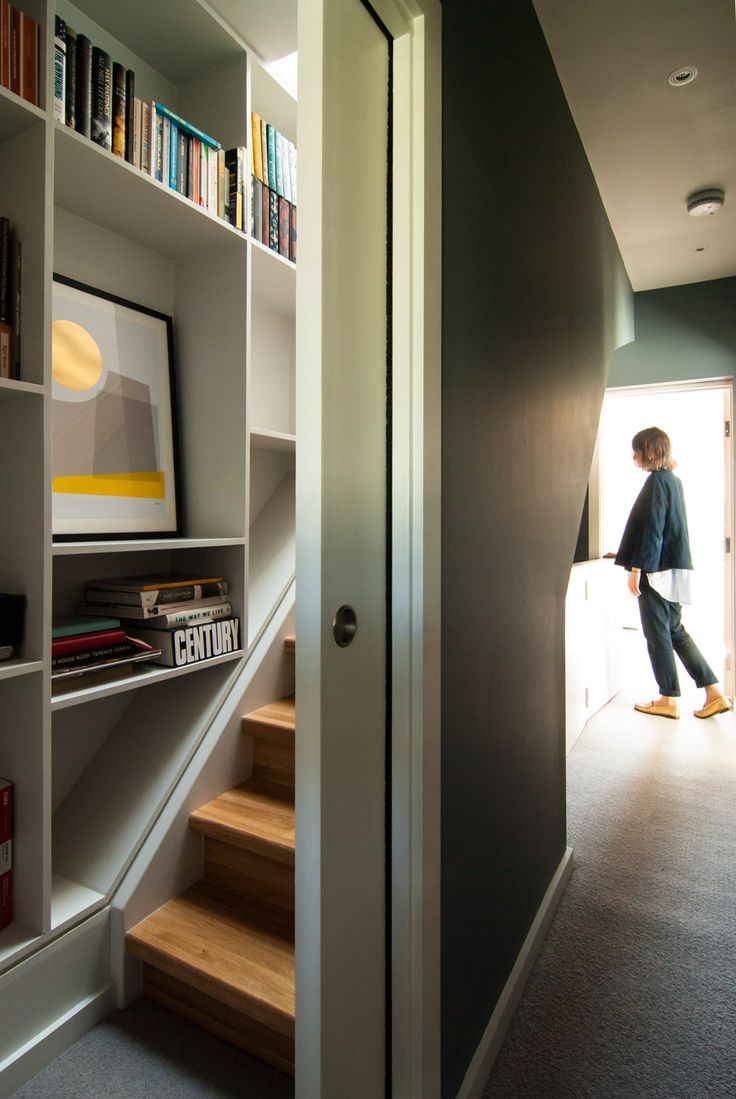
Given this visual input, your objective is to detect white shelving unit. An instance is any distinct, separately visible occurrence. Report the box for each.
[0,0,297,993]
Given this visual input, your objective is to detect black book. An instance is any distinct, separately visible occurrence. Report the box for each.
[289,202,297,264]
[90,46,112,150]
[0,218,9,325]
[112,62,126,158]
[125,69,135,162]
[11,236,20,378]
[64,27,76,128]
[268,189,279,251]
[74,34,91,138]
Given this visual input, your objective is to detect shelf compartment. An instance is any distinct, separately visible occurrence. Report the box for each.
[52,660,244,902]
[50,876,105,932]
[0,660,44,683]
[54,125,247,261]
[0,379,44,397]
[0,87,45,144]
[250,429,296,453]
[251,238,296,316]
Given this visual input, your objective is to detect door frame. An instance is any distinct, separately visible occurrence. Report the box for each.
[597,376,735,695]
[295,2,442,1096]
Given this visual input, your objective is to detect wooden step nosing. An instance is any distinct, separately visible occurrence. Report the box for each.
[194,824,295,864]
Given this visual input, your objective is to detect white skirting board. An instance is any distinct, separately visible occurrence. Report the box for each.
[0,908,115,1098]
[455,846,575,1099]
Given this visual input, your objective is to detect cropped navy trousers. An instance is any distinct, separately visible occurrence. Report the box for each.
[638,573,717,697]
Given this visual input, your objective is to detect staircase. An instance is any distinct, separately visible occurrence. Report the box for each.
[125,641,297,1075]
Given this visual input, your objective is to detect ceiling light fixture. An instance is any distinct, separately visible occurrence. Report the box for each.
[687,188,725,217]
[668,66,698,86]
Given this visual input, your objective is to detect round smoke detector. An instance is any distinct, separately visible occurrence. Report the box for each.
[687,188,725,217]
[668,66,698,87]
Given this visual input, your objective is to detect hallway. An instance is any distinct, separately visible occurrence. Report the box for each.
[484,676,736,1098]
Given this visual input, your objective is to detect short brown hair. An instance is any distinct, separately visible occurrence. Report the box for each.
[632,426,676,471]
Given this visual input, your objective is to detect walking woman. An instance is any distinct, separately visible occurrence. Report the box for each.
[615,426,731,720]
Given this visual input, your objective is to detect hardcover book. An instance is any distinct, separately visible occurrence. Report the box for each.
[111,62,126,158]
[252,177,263,242]
[64,26,76,127]
[266,123,277,192]
[261,183,270,245]
[90,46,111,150]
[52,627,127,657]
[269,188,279,251]
[251,111,263,181]
[278,196,290,258]
[52,614,121,639]
[125,68,135,162]
[3,2,14,93]
[52,640,139,670]
[78,593,229,620]
[0,777,12,931]
[53,16,66,121]
[129,616,241,667]
[126,602,233,630]
[20,11,38,106]
[74,33,91,138]
[50,636,160,681]
[289,203,297,264]
[84,580,229,608]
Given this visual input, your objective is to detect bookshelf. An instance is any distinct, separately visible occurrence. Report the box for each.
[0,0,297,1002]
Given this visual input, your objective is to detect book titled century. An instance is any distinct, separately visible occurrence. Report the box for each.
[129,617,241,667]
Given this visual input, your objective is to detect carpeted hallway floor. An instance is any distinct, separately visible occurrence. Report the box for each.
[484,675,736,1098]
[11,643,735,1098]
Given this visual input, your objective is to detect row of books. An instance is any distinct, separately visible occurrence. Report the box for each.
[0,215,21,379]
[0,777,12,932]
[251,111,297,207]
[68,571,241,672]
[252,178,297,263]
[1,1,39,106]
[53,17,246,231]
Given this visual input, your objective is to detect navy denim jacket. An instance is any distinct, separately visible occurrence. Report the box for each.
[614,469,694,574]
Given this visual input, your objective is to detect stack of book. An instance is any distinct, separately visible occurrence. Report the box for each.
[53,18,245,231]
[0,214,20,380]
[77,573,240,668]
[0,777,11,931]
[51,615,160,682]
[1,1,40,106]
[250,111,296,263]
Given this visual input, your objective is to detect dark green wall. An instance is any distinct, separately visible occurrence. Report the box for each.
[608,276,736,387]
[441,1,632,1094]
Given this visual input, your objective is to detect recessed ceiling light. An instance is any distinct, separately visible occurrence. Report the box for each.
[668,66,698,87]
[687,188,725,216]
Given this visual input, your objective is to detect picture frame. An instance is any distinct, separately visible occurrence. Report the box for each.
[51,275,181,540]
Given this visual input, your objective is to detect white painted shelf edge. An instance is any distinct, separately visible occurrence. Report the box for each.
[50,649,245,710]
[51,876,106,931]
[251,236,296,271]
[0,378,44,395]
[250,428,296,452]
[0,659,43,681]
[52,537,246,556]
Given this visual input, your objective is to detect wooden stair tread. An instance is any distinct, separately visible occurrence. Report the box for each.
[126,884,295,1034]
[242,697,295,733]
[191,785,295,862]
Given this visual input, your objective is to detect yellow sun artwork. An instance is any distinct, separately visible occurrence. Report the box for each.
[51,319,103,391]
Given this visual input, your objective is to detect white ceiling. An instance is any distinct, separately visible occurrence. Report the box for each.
[532,0,736,291]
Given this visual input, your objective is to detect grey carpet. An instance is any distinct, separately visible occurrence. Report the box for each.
[484,686,736,1099]
[10,997,294,1098]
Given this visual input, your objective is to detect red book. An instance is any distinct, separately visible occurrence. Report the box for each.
[278,197,289,258]
[1,1,10,89]
[20,10,35,105]
[9,5,19,95]
[0,779,12,932]
[51,628,127,658]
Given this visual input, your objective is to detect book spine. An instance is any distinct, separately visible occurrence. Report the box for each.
[217,148,227,220]
[20,11,36,105]
[253,177,262,242]
[74,34,91,138]
[269,188,279,251]
[278,196,290,258]
[84,581,229,608]
[280,132,292,203]
[289,202,297,264]
[79,595,228,619]
[64,27,76,127]
[133,96,142,169]
[111,62,126,158]
[251,111,263,181]
[141,100,151,174]
[52,642,136,669]
[53,15,66,119]
[289,142,297,206]
[138,602,233,629]
[124,68,135,162]
[169,119,178,190]
[225,147,245,231]
[11,234,19,377]
[0,215,9,324]
[260,183,269,245]
[90,47,112,150]
[10,5,19,96]
[266,123,277,192]
[130,617,240,667]
[207,146,218,215]
[162,115,171,185]
[51,627,127,657]
[178,129,188,197]
[0,779,12,932]
[153,106,163,180]
[0,323,11,379]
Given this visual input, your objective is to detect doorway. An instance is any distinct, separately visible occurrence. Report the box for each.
[598,379,734,698]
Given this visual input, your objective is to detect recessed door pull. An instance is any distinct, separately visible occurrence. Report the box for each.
[332,605,357,648]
